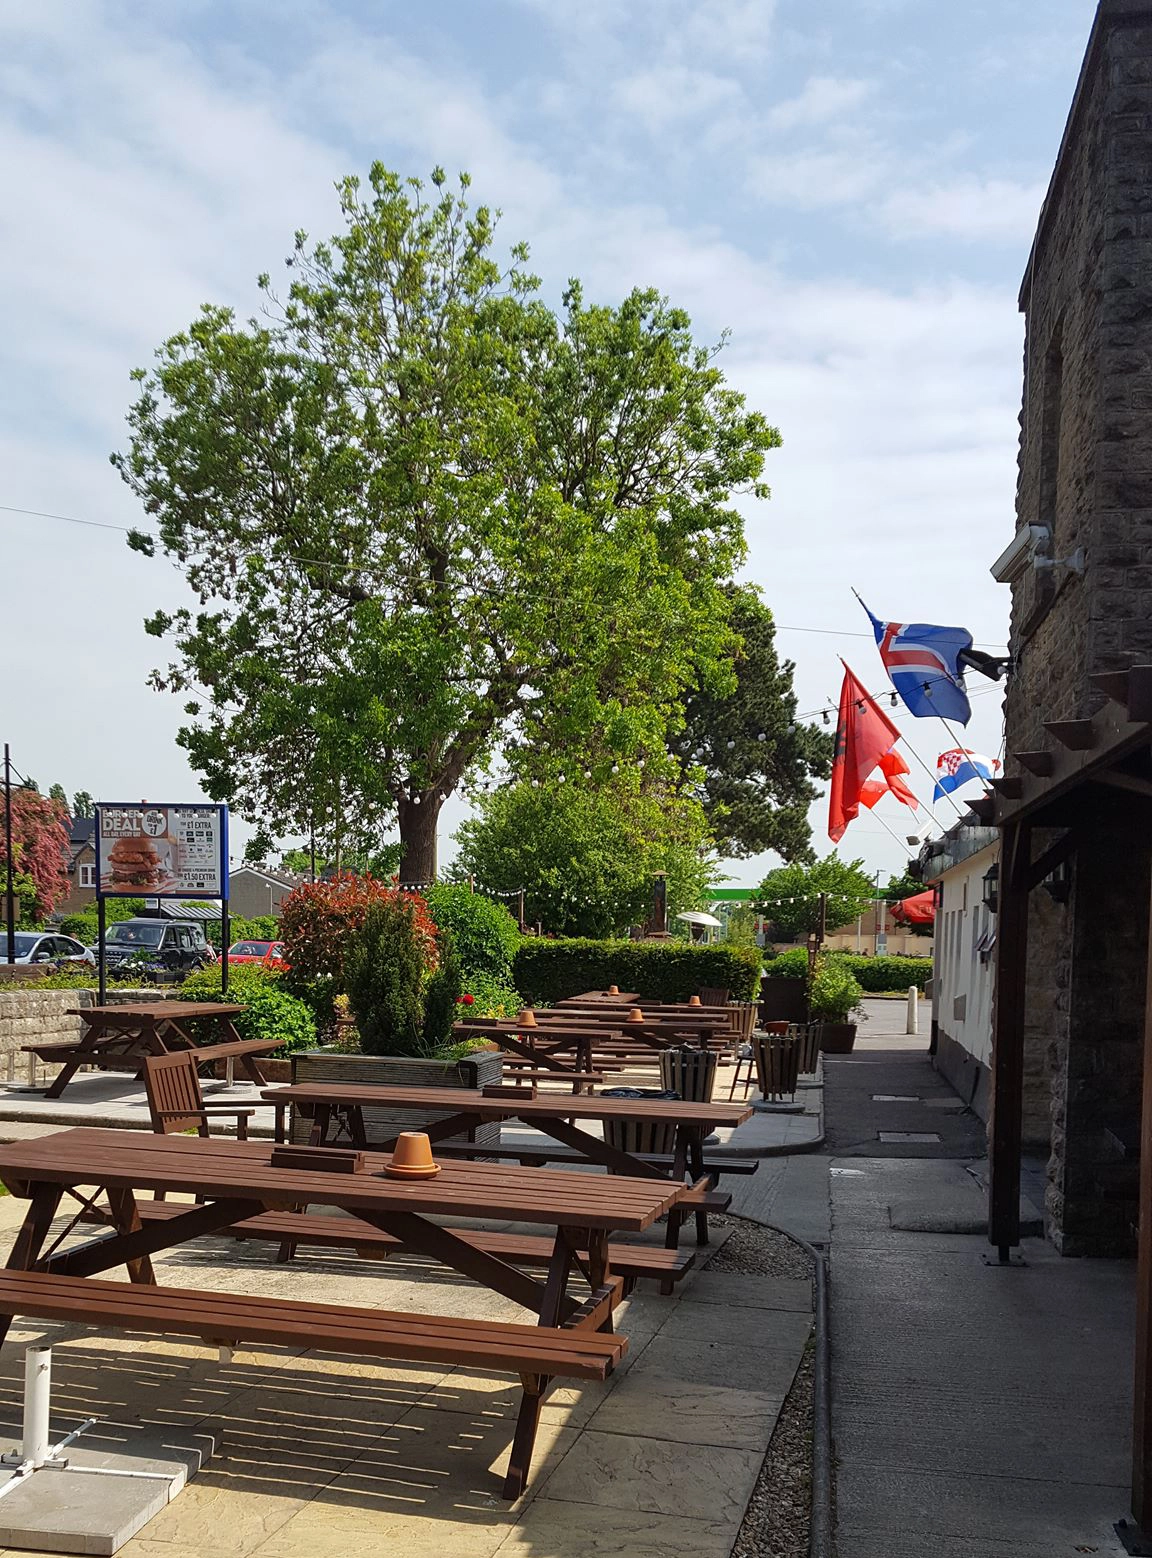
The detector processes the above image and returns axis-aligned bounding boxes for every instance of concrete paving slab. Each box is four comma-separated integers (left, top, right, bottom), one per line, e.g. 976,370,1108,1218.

0,1423,214,1556
490,1498,738,1556
586,1371,783,1449
828,1144,1135,1557
680,1271,812,1311
538,1430,762,1522
619,1332,805,1395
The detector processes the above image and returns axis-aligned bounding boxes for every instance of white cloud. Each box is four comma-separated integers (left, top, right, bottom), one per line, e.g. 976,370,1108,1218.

614,65,744,134
0,0,1027,881
880,176,1048,242
767,74,874,130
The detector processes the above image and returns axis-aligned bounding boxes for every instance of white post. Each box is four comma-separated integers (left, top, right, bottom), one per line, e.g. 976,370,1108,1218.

906,986,919,1036
22,1347,51,1468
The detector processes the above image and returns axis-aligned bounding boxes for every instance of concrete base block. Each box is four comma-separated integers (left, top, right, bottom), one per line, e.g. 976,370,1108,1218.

0,1421,214,1555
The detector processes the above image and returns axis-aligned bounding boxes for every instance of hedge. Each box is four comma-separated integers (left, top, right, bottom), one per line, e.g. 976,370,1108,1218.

178,965,317,1056
512,939,761,1005
763,949,932,993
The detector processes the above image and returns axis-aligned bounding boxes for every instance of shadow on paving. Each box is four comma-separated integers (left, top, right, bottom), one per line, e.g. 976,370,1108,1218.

822,1045,987,1158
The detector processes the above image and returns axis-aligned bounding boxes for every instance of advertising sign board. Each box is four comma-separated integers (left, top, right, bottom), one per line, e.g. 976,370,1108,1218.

94,804,229,900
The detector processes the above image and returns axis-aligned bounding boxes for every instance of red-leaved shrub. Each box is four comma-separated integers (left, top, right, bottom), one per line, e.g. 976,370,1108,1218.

278,873,438,989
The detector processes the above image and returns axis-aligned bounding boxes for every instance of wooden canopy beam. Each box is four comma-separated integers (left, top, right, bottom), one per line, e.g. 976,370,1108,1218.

1091,771,1152,801
1014,751,1054,777
1024,830,1077,893
1044,719,1097,751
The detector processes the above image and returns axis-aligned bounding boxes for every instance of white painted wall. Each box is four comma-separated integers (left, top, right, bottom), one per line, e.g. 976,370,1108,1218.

932,841,997,1068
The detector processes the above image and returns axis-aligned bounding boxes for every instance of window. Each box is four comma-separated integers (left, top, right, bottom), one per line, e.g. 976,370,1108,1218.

78,864,96,889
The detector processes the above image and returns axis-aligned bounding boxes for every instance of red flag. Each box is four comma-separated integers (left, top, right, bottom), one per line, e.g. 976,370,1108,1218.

859,750,919,812
828,663,902,842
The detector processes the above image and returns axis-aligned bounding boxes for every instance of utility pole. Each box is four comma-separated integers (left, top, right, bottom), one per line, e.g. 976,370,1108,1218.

3,745,14,963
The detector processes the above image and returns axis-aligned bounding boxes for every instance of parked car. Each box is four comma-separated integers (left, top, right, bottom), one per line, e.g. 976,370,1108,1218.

0,932,95,967
227,939,288,970
99,918,215,976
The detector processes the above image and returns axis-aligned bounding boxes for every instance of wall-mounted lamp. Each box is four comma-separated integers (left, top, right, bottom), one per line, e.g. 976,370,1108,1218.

982,861,1000,915
1042,858,1072,904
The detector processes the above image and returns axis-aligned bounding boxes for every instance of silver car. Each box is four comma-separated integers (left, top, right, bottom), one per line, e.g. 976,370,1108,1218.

0,932,96,967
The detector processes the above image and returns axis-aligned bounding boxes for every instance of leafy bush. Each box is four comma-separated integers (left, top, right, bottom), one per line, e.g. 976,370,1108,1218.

513,939,761,1005
846,955,932,993
344,900,427,1057
763,949,931,993
13,967,140,990
58,897,146,943
422,927,463,1052
762,948,809,979
178,965,317,1056
279,873,437,1020
206,915,281,948
425,884,520,981
809,955,864,1022
458,970,523,1020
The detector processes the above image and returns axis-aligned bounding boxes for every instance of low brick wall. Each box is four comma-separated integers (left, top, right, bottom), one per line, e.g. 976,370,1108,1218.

0,986,170,1083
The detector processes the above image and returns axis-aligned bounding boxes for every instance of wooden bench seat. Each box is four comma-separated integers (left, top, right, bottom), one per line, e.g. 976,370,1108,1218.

125,1203,695,1292
495,1068,605,1089
22,1037,276,1067
0,1268,626,1495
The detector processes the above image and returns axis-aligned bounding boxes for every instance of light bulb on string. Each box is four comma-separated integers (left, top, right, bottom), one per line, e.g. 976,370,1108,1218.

726,739,736,750
757,732,766,742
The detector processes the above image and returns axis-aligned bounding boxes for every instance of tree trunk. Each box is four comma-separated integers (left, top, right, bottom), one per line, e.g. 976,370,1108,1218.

397,795,441,886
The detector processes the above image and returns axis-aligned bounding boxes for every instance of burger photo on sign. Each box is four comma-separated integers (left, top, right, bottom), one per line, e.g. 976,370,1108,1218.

102,836,173,892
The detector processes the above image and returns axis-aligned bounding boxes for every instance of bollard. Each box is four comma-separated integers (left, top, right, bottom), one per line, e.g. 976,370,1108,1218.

22,1348,52,1469
906,986,919,1036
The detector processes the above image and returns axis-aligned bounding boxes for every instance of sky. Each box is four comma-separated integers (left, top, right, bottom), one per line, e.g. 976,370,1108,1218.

0,0,1098,889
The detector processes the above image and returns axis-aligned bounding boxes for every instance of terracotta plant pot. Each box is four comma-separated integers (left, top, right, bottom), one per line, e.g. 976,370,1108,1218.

607,985,619,995
688,995,702,1007
385,1131,441,1179
815,1021,857,1054
517,1008,537,1028
626,1007,645,1024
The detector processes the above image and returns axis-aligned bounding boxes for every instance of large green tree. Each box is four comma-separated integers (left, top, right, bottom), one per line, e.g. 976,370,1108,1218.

115,165,778,882
453,779,716,937
671,585,831,861
755,853,875,943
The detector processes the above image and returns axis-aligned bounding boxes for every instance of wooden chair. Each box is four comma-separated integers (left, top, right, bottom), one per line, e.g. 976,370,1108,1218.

697,986,730,1007
142,1051,256,1140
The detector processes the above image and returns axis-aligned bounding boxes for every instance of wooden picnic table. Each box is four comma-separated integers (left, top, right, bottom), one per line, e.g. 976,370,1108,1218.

32,1002,269,1100
0,1126,683,1496
264,1081,752,1245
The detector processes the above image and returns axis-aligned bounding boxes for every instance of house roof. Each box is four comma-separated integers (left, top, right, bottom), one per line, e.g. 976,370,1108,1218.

230,865,300,890
68,817,95,846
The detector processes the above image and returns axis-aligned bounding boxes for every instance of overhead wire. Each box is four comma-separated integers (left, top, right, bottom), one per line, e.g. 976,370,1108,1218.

0,503,1010,651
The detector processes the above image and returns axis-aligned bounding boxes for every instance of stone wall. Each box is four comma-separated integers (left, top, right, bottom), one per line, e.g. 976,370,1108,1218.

1006,0,1152,1254
0,987,171,1083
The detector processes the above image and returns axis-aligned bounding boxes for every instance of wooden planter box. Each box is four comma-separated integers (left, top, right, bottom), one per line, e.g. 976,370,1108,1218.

287,1048,505,1148
815,1021,857,1054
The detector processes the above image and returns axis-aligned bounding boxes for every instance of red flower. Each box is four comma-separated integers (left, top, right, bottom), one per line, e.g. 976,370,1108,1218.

458,993,475,1006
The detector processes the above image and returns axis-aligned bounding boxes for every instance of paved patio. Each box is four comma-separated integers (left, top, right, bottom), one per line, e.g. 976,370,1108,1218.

0,1153,813,1557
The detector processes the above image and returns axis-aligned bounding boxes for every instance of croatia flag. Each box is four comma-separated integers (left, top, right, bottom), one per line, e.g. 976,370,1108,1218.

860,601,974,724
933,748,1000,800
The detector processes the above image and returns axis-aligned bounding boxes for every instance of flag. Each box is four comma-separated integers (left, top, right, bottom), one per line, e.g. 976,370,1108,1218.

933,747,1000,800
829,662,902,842
859,599,974,724
860,750,920,811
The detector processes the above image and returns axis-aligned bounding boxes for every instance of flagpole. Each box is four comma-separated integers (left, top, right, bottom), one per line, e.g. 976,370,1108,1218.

869,804,921,854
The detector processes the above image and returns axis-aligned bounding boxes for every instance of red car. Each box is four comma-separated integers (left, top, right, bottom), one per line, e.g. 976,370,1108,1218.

227,939,288,970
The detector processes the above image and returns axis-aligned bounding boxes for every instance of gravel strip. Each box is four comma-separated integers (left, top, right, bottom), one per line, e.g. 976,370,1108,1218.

731,1336,814,1558
704,1214,816,1281
701,1216,816,1558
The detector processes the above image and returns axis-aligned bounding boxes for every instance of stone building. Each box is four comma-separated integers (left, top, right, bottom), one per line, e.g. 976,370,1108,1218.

992,0,1152,1258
